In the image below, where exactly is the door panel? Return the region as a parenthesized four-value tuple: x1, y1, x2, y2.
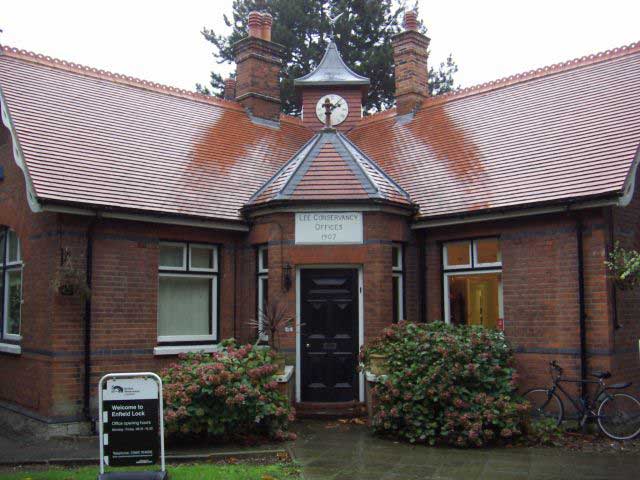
(301, 268, 359, 402)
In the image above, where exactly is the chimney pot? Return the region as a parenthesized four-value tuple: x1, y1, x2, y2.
(261, 13, 273, 42)
(232, 13, 284, 120)
(247, 11, 262, 38)
(403, 10, 419, 31)
(223, 77, 236, 100)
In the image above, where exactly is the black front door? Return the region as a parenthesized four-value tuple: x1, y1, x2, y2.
(301, 268, 359, 402)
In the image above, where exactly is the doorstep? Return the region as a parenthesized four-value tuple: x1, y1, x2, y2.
(295, 401, 366, 419)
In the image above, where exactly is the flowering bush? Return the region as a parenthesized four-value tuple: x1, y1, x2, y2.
(161, 340, 295, 441)
(361, 321, 528, 447)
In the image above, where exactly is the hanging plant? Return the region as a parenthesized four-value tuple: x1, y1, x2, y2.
(605, 242, 640, 290)
(50, 248, 91, 298)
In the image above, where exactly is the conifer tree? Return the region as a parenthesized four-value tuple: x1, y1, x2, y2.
(199, 0, 457, 114)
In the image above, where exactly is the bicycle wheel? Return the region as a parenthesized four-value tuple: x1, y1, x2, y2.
(523, 388, 564, 426)
(597, 393, 640, 440)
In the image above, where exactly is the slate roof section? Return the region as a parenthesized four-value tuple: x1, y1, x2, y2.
(247, 129, 413, 208)
(348, 42, 640, 220)
(294, 41, 370, 87)
(0, 46, 313, 222)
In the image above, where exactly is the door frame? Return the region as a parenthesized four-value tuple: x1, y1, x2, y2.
(296, 265, 364, 403)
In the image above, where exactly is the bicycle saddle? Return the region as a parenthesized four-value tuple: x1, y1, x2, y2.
(608, 382, 632, 389)
(590, 371, 611, 379)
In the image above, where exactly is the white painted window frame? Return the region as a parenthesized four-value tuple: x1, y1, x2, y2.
(392, 243, 404, 322)
(442, 240, 473, 270)
(257, 245, 268, 341)
(157, 241, 219, 344)
(189, 243, 218, 273)
(157, 273, 217, 343)
(158, 242, 187, 271)
(443, 269, 504, 325)
(473, 238, 503, 268)
(2, 229, 22, 342)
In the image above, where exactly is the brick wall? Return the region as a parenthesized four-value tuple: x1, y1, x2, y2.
(245, 211, 418, 355)
(612, 163, 640, 394)
(423, 210, 621, 396)
(301, 87, 363, 132)
(0, 127, 61, 419)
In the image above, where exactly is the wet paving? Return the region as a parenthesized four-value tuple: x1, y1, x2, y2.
(290, 420, 639, 480)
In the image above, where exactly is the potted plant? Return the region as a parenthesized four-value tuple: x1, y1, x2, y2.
(50, 248, 91, 298)
(248, 297, 294, 375)
(360, 336, 389, 377)
(605, 242, 640, 291)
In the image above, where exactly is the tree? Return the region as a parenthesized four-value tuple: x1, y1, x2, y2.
(199, 0, 458, 114)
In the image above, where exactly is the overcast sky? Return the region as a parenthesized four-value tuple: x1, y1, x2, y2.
(1, 0, 639, 92)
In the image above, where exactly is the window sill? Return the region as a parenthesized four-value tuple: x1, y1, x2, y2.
(0, 343, 21, 355)
(153, 345, 220, 356)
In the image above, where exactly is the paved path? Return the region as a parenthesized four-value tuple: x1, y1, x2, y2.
(0, 430, 285, 465)
(290, 420, 639, 480)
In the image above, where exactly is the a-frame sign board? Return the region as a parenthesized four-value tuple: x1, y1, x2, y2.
(98, 372, 168, 480)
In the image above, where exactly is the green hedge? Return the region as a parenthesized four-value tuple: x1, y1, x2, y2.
(361, 321, 528, 447)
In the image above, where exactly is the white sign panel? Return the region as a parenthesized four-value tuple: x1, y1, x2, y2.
(104, 378, 158, 401)
(295, 212, 363, 245)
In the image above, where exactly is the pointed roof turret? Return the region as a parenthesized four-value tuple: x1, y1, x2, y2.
(294, 41, 370, 88)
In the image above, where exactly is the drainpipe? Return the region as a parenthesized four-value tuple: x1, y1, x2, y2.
(576, 217, 588, 404)
(83, 219, 95, 433)
(233, 243, 238, 341)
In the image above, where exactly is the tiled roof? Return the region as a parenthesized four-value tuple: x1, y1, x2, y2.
(0, 46, 313, 222)
(246, 129, 412, 208)
(2, 41, 640, 224)
(348, 42, 640, 219)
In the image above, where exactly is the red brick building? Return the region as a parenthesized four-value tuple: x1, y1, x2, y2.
(0, 11, 639, 435)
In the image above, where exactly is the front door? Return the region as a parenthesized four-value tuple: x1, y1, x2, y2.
(300, 268, 359, 402)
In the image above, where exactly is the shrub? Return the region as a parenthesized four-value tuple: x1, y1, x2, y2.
(360, 321, 529, 447)
(161, 340, 295, 441)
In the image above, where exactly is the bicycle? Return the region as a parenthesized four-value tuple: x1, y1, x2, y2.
(523, 360, 640, 440)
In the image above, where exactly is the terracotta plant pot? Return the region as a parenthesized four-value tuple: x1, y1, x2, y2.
(273, 352, 286, 375)
(368, 353, 388, 376)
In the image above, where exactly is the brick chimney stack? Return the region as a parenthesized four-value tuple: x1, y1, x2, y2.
(232, 11, 283, 120)
(392, 10, 430, 115)
(223, 78, 236, 100)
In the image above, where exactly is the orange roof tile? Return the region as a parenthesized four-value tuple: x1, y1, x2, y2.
(348, 42, 640, 219)
(0, 46, 313, 222)
(2, 40, 640, 223)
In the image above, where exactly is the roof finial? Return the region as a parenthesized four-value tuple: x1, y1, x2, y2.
(327, 11, 344, 42)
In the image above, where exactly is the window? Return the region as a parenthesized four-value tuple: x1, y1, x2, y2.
(158, 242, 218, 343)
(392, 243, 404, 323)
(443, 238, 503, 330)
(257, 245, 268, 340)
(1, 228, 22, 342)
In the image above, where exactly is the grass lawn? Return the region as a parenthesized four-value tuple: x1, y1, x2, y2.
(0, 463, 300, 480)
